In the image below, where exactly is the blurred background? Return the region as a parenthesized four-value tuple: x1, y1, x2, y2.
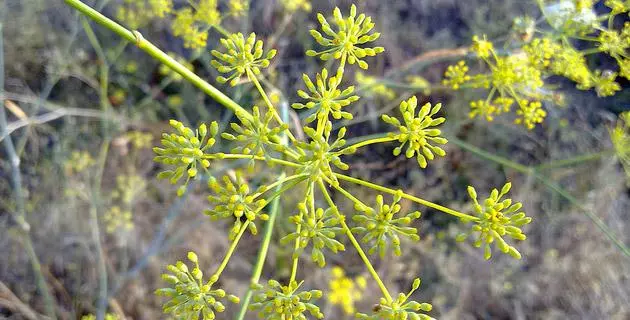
(1, 0, 629, 319)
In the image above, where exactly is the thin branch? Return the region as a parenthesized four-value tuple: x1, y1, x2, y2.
(0, 19, 57, 319)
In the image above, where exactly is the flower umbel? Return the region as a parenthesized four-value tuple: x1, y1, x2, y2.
(280, 201, 345, 268)
(155, 252, 240, 319)
(205, 172, 269, 240)
(249, 280, 324, 319)
(211, 32, 277, 86)
(352, 192, 421, 257)
(515, 100, 546, 130)
(382, 96, 447, 168)
(154, 120, 218, 196)
(307, 4, 384, 69)
(442, 60, 471, 90)
(457, 183, 532, 260)
(292, 68, 359, 123)
(221, 106, 288, 159)
(357, 278, 434, 320)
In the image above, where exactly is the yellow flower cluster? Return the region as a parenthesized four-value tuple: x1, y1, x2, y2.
(103, 206, 133, 233)
(81, 313, 119, 320)
(116, 0, 172, 29)
(441, 3, 629, 130)
(515, 100, 546, 130)
(281, 0, 312, 12)
(328, 267, 367, 314)
(355, 71, 396, 100)
(229, 0, 249, 17)
(125, 130, 153, 149)
(442, 60, 470, 90)
(64, 151, 94, 175)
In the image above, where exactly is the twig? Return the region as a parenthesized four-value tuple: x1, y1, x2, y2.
(0, 281, 48, 320)
(0, 102, 123, 142)
(0, 19, 57, 319)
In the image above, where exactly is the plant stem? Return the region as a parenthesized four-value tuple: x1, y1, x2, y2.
(339, 136, 397, 154)
(211, 220, 251, 281)
(253, 173, 308, 199)
(235, 174, 284, 320)
(334, 173, 478, 221)
(0, 20, 57, 319)
(91, 141, 110, 320)
(448, 137, 531, 173)
(317, 179, 393, 303)
(203, 153, 300, 167)
(289, 183, 312, 284)
(534, 150, 615, 170)
(63, 0, 253, 122)
(246, 68, 298, 143)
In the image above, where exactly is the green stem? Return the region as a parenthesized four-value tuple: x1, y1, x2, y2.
(534, 171, 630, 257)
(203, 153, 300, 168)
(253, 173, 308, 199)
(535, 150, 615, 170)
(290, 183, 312, 283)
(235, 173, 285, 320)
(211, 220, 251, 281)
(247, 68, 297, 143)
(91, 141, 110, 320)
(339, 136, 397, 154)
(449, 137, 531, 173)
(334, 173, 478, 221)
(64, 0, 253, 122)
(317, 179, 393, 303)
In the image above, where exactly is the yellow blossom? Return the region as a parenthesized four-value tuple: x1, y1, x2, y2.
(328, 267, 367, 314)
(515, 100, 546, 130)
(355, 71, 396, 99)
(471, 35, 494, 59)
(442, 60, 471, 90)
(281, 0, 312, 12)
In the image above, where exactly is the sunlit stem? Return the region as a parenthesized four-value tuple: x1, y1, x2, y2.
(316, 179, 393, 303)
(334, 173, 478, 221)
(210, 220, 251, 282)
(203, 153, 300, 168)
(335, 52, 347, 85)
(338, 136, 398, 155)
(246, 68, 298, 143)
(253, 173, 309, 199)
(289, 182, 313, 283)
